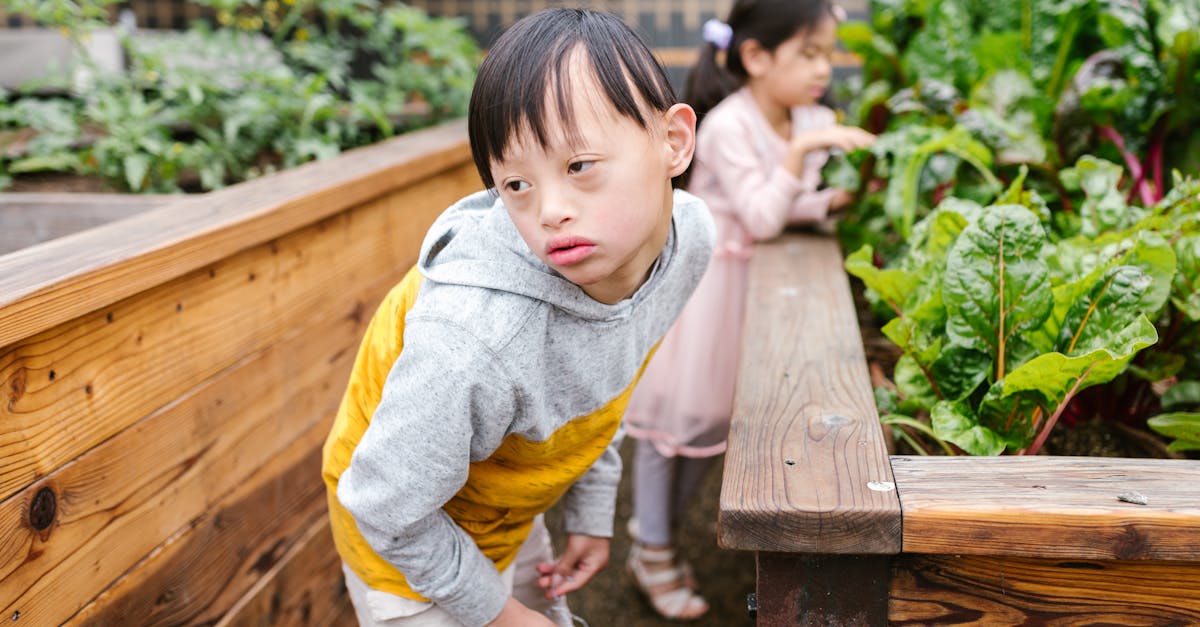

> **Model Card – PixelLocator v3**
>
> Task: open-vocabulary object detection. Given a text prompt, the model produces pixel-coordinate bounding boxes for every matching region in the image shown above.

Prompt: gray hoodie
[333,188,714,626]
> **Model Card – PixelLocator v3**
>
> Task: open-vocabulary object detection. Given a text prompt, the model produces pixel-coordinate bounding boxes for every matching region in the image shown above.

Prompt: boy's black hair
[468,8,678,190]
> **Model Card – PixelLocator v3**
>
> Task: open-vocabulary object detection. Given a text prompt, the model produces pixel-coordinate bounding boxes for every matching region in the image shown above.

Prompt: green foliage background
[0,0,481,192]
[829,0,1200,455]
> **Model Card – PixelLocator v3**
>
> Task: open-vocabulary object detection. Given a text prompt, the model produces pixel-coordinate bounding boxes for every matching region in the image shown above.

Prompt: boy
[322,8,714,627]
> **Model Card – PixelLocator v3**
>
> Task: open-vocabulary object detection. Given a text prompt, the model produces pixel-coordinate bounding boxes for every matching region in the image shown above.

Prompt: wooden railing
[721,231,1200,625]
[0,119,479,625]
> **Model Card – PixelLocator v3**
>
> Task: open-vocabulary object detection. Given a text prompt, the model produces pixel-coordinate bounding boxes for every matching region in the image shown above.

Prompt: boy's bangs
[468,10,677,189]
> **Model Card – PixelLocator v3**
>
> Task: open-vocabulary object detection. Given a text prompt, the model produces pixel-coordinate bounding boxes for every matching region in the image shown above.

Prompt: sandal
[626,542,710,621]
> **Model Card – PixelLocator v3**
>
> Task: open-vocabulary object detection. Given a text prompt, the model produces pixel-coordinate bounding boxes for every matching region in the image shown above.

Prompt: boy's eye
[567,161,595,175]
[505,179,530,192]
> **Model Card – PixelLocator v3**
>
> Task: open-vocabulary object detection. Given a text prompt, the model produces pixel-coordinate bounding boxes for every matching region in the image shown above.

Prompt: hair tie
[702,19,733,51]
[832,4,847,22]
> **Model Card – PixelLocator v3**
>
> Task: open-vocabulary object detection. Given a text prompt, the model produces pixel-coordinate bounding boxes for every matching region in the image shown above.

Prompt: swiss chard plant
[830,0,1200,263]
[829,0,1200,455]
[848,168,1198,455]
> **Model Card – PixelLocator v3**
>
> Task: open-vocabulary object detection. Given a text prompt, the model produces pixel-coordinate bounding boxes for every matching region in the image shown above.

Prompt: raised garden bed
[720,232,1200,625]
[0,118,478,625]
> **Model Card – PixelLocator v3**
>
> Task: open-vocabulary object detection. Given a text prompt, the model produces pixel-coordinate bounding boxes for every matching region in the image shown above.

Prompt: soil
[6,172,118,193]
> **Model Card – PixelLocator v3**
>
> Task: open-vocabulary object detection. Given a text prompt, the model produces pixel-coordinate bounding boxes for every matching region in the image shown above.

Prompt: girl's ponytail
[684,21,738,130]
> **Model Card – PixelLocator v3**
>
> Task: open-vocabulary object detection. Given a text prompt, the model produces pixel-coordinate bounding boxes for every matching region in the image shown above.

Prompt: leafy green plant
[831,0,1200,261]
[829,0,1200,455]
[847,166,1198,455]
[0,0,480,192]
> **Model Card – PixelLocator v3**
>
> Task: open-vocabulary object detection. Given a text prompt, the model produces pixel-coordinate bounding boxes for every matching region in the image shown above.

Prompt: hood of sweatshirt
[416,188,707,321]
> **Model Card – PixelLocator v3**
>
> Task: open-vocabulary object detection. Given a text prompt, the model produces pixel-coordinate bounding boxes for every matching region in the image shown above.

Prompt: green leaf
[1172,234,1200,320]
[1147,411,1200,451]
[1001,315,1159,405]
[931,400,1008,455]
[943,204,1053,377]
[1162,380,1200,410]
[845,246,918,311]
[123,153,150,192]
[1056,265,1154,355]
[1070,156,1132,237]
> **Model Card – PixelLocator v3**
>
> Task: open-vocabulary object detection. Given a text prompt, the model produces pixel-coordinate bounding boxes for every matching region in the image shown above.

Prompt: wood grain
[889,554,1200,624]
[892,455,1200,560]
[0,272,390,625]
[0,119,471,348]
[0,193,171,255]
[217,517,354,627]
[719,232,901,554]
[0,167,472,503]
[65,415,331,625]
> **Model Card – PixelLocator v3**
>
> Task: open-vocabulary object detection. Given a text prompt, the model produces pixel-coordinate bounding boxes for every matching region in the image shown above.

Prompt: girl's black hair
[684,0,837,128]
[468,8,678,190]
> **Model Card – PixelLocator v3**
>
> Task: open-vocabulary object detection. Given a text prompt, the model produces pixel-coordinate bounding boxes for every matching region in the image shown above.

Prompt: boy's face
[491,56,695,304]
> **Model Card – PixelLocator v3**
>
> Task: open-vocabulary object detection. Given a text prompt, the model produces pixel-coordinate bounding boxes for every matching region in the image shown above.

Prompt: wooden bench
[721,231,1200,625]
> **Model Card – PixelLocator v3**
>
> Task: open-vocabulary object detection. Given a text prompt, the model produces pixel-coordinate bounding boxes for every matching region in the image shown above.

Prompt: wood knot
[8,368,26,405]
[29,488,56,531]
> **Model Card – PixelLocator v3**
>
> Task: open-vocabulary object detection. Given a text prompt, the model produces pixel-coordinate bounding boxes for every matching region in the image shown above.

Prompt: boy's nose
[538,187,577,229]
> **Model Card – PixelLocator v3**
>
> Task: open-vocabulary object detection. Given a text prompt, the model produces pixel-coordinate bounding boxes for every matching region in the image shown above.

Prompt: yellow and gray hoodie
[322,189,714,627]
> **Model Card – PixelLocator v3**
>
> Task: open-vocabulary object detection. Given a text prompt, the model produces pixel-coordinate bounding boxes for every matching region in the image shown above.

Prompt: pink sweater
[689,87,838,256]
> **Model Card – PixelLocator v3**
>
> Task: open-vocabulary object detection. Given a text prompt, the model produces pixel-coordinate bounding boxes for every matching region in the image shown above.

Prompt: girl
[622,1,875,620]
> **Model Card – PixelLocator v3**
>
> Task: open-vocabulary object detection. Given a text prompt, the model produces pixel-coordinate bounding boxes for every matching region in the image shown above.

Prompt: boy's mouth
[546,235,597,266]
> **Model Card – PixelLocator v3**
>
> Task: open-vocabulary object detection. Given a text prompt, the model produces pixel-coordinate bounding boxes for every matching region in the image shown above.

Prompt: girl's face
[491,57,695,305]
[752,15,838,108]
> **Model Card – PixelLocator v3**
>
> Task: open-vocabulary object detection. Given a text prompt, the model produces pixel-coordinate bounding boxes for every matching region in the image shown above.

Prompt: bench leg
[755,553,889,626]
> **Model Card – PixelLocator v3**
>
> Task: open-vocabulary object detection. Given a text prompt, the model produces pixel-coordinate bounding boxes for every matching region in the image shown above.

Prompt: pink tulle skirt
[625,246,750,458]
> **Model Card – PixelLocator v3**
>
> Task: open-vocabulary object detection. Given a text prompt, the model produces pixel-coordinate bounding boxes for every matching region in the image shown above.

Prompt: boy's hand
[535,533,610,599]
[487,597,557,627]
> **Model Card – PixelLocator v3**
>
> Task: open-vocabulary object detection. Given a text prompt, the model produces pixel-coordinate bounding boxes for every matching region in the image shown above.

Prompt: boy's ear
[662,103,697,179]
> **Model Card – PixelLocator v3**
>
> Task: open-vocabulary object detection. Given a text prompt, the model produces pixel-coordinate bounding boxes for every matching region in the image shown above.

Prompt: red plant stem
[1025,364,1095,456]
[1098,125,1155,207]
[997,229,1007,381]
[1150,137,1164,204]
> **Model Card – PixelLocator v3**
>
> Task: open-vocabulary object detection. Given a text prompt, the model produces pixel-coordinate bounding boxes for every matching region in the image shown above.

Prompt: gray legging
[630,438,718,547]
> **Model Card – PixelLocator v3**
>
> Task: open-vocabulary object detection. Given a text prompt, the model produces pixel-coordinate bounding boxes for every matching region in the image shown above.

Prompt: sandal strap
[651,587,706,617]
[626,547,709,620]
[630,543,676,563]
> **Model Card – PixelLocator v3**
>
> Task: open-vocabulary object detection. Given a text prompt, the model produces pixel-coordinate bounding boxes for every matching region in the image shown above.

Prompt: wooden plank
[0,193,171,255]
[0,271,390,625]
[889,554,1200,624]
[217,517,353,627]
[892,456,1200,560]
[0,165,473,503]
[65,415,332,625]
[0,118,471,348]
[756,552,889,626]
[719,233,901,554]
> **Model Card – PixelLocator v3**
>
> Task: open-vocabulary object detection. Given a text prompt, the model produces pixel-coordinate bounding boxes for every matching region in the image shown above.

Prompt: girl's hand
[785,125,876,178]
[828,188,856,214]
[487,597,557,627]
[535,534,610,599]
[793,124,877,154]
